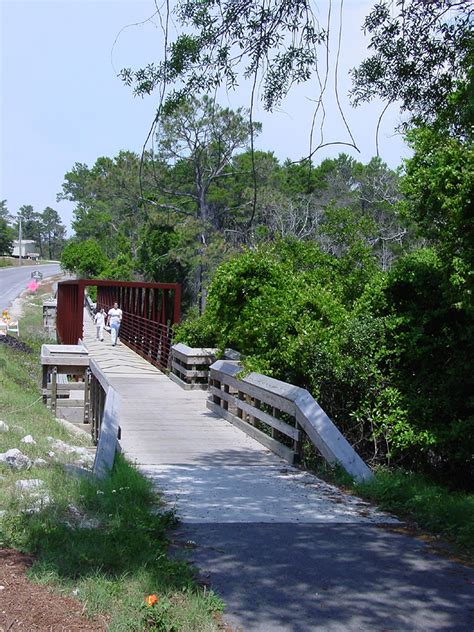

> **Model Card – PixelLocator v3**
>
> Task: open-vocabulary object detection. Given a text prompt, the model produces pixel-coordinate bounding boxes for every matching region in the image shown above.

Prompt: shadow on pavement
[173,522,474,632]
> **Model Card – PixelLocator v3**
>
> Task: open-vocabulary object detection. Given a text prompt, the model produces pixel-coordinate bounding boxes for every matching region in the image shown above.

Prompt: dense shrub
[382,249,474,484]
[175,241,473,488]
[60,239,106,278]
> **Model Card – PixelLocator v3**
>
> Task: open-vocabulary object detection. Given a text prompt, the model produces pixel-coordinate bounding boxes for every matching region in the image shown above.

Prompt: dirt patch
[0,549,107,631]
[0,335,33,354]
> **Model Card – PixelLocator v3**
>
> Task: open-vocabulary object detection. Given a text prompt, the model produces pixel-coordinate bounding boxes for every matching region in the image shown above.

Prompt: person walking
[107,302,123,346]
[94,308,106,341]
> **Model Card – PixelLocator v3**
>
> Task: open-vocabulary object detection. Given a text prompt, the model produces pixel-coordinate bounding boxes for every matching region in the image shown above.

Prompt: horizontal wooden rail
[208,360,373,482]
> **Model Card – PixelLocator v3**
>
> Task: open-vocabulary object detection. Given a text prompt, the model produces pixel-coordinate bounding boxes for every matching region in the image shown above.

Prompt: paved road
[0,263,61,311]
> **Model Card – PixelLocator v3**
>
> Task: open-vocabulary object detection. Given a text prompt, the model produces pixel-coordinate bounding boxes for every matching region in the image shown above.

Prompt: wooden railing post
[223,384,230,411]
[51,367,57,417]
[237,391,245,419]
[83,367,91,424]
[212,378,222,406]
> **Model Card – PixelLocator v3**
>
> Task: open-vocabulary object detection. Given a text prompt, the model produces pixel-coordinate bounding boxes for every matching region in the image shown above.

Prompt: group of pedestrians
[94,302,123,346]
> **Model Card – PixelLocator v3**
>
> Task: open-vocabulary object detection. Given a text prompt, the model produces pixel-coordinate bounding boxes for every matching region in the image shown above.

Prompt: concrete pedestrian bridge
[41,307,474,632]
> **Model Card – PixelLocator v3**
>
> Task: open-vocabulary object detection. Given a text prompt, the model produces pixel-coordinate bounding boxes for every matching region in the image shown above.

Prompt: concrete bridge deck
[81,314,474,632]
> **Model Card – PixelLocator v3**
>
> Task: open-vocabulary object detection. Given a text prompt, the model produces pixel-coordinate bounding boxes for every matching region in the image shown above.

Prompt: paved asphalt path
[149,463,474,632]
[173,520,474,631]
[0,263,61,311]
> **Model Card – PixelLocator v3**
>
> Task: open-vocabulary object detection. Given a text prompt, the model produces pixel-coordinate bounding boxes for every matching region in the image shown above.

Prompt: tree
[58,152,146,256]
[150,95,260,309]
[41,207,66,260]
[120,1,326,113]
[351,0,473,134]
[60,239,106,278]
[0,200,12,222]
[17,204,42,255]
[0,219,13,255]
[0,200,14,255]
[152,96,259,224]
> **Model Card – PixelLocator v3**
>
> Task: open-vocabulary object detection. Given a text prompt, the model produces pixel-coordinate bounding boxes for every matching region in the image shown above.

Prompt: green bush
[381,249,474,483]
[175,240,473,488]
[60,239,106,278]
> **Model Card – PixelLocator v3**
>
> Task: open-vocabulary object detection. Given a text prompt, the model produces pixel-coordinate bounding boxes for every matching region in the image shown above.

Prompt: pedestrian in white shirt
[107,302,123,346]
[94,308,106,341]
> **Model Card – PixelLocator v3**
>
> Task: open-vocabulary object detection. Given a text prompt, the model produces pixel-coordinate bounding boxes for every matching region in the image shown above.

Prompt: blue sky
[0,0,410,235]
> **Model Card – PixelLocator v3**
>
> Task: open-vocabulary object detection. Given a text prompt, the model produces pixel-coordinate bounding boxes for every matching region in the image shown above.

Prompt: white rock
[16,479,45,491]
[15,479,51,514]
[73,454,94,468]
[64,504,100,529]
[24,495,52,514]
[0,449,31,470]
[33,458,48,468]
[51,440,94,463]
[50,439,77,454]
[48,451,56,458]
[21,435,36,445]
[0,421,9,433]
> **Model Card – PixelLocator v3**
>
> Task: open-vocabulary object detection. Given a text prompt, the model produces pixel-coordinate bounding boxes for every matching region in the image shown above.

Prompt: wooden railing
[208,360,373,482]
[41,344,90,423]
[89,370,106,445]
[40,344,120,478]
[169,343,217,389]
[89,359,121,478]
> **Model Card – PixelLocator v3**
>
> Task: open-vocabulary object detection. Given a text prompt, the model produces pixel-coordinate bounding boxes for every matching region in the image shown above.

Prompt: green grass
[354,468,474,553]
[0,292,224,631]
[0,257,57,267]
[306,452,474,556]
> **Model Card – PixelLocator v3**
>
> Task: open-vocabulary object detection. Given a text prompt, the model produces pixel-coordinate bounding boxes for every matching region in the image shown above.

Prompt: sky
[0,0,411,236]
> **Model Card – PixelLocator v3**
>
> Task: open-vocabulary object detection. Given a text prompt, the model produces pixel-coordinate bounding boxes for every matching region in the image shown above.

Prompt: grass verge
[0,290,224,631]
[354,468,474,554]
[0,257,56,267]
[308,455,474,558]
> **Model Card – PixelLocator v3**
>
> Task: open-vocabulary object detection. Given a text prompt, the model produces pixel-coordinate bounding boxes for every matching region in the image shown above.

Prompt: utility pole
[18,214,23,266]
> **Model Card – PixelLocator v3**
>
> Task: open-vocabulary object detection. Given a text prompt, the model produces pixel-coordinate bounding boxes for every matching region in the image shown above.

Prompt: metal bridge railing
[118,313,173,370]
[56,279,181,372]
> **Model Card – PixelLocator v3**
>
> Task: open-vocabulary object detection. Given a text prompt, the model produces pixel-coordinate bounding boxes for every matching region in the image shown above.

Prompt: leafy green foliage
[40,206,66,260]
[120,1,325,112]
[402,126,474,311]
[18,204,42,248]
[0,216,14,255]
[61,239,106,278]
[351,0,473,131]
[176,238,473,487]
[381,249,474,481]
